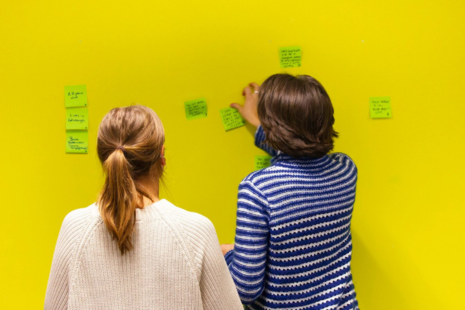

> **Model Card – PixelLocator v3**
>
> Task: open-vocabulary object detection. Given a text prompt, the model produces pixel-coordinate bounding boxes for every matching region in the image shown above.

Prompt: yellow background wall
[1,0,464,309]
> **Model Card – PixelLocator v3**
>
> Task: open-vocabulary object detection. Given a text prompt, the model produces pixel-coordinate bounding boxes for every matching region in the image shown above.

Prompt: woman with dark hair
[45,105,243,310]
[222,74,359,310]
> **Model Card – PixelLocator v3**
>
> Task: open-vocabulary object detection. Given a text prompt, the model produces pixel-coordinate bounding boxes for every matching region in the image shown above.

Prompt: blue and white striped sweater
[225,126,359,310]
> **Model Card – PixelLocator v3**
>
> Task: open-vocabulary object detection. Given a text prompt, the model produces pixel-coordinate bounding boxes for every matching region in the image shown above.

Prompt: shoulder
[51,204,98,269]
[329,152,357,171]
[60,204,99,238]
[241,164,277,185]
[239,167,278,197]
[157,200,216,237]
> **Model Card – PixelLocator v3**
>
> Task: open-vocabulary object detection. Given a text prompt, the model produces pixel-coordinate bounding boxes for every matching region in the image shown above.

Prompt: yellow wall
[1,0,464,309]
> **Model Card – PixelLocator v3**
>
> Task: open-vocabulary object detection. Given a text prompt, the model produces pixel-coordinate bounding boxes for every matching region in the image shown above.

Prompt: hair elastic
[116,146,125,152]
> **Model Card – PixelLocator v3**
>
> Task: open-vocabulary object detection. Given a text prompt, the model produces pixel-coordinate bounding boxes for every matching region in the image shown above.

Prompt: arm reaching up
[231,82,278,156]
[230,83,261,128]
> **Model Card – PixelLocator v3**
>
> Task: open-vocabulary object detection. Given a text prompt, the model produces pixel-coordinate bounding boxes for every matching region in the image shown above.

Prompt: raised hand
[230,83,261,128]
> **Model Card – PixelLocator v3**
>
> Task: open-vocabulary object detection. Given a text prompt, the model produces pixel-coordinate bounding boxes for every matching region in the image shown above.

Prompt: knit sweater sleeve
[44,208,90,310]
[225,180,270,305]
[198,218,244,309]
[170,210,243,310]
[255,125,278,157]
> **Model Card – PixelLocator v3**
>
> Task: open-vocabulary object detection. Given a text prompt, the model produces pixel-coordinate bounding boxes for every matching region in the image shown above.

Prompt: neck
[136,173,160,208]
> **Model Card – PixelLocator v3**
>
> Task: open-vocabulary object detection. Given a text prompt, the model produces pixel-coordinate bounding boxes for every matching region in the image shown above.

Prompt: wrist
[250,116,260,128]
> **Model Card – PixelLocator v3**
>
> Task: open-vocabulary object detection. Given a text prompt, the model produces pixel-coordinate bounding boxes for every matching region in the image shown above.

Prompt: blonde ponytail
[99,149,138,254]
[97,105,165,255]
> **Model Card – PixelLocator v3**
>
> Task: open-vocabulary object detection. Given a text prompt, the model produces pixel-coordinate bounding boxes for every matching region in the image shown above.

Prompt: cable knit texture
[225,126,359,310]
[44,199,243,310]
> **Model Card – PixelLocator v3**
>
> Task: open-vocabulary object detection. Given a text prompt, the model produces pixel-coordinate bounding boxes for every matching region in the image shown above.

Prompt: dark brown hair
[258,74,338,158]
[97,105,165,255]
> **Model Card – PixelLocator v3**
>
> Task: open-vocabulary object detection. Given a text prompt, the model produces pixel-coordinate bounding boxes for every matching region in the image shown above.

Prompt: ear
[161,145,166,166]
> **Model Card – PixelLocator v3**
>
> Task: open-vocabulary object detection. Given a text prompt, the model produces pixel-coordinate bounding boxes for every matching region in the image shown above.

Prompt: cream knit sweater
[44,199,243,310]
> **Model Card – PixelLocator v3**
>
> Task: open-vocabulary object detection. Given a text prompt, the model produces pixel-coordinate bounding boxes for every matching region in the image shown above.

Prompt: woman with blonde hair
[45,105,243,310]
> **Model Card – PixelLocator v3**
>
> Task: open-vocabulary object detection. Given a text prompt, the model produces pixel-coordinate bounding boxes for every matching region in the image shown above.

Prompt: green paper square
[65,85,87,108]
[280,46,302,68]
[185,98,208,120]
[66,108,89,130]
[220,107,246,131]
[370,97,392,118]
[66,131,88,154]
[255,155,273,171]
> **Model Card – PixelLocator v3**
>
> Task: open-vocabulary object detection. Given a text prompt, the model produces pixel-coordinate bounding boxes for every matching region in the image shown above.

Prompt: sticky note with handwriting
[255,155,272,171]
[185,98,207,120]
[66,131,88,154]
[65,85,87,108]
[220,107,246,131]
[280,47,302,68]
[66,108,88,130]
[370,97,392,118]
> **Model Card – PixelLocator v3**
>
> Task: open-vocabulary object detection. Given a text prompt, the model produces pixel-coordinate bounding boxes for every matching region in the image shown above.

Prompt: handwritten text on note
[255,155,273,171]
[220,107,246,131]
[65,85,87,108]
[185,98,208,120]
[66,108,88,130]
[370,97,392,118]
[280,47,302,68]
[66,131,88,154]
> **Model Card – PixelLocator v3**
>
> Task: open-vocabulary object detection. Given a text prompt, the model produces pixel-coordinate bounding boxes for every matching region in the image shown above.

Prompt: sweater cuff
[224,249,234,265]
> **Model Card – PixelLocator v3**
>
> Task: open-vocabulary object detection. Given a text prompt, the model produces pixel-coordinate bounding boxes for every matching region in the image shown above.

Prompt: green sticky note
[185,98,207,120]
[220,107,246,131]
[66,108,88,130]
[370,97,392,118]
[280,46,302,68]
[65,85,87,108]
[255,155,272,171]
[66,131,88,154]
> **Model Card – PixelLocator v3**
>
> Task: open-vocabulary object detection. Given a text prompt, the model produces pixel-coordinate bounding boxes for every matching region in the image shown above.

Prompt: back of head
[258,74,338,158]
[97,105,165,255]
